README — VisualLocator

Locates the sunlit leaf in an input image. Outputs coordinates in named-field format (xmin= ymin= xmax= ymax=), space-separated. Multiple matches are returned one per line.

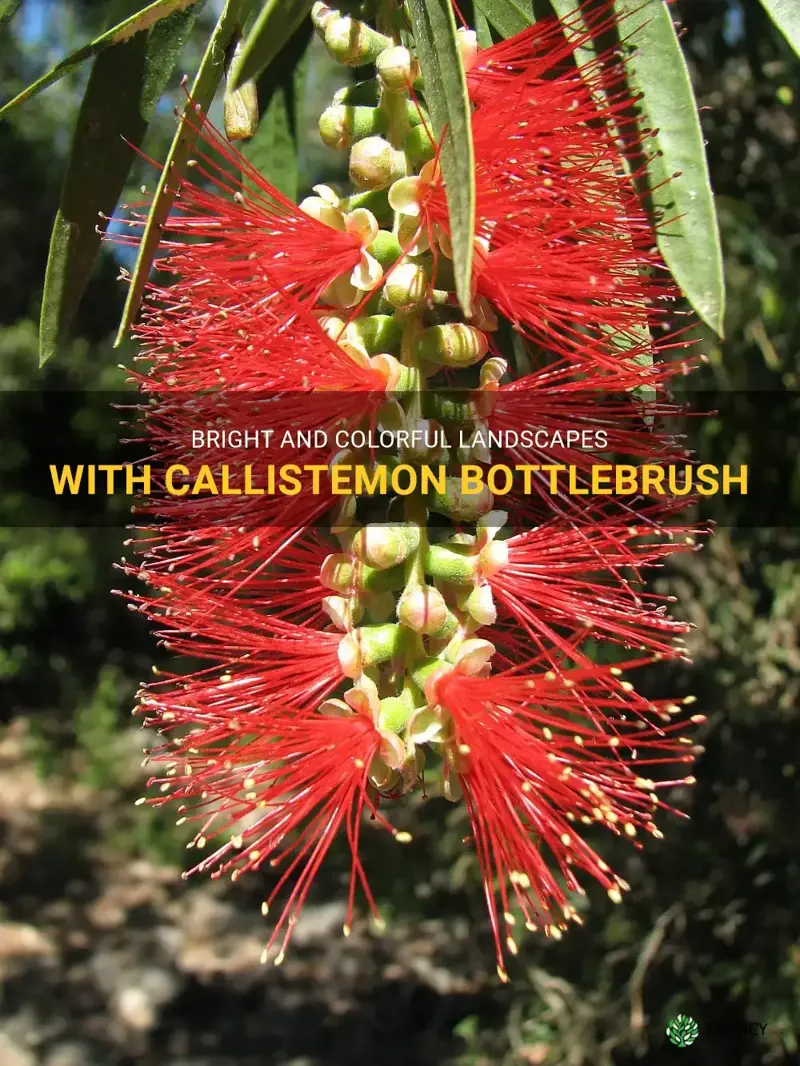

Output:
xmin=0 ymin=0 xmax=203 ymax=118
xmin=0 ymin=0 xmax=22 ymax=30
xmin=407 ymin=0 xmax=475 ymax=315
xmin=39 ymin=5 xmax=199 ymax=365
xmin=615 ymin=0 xmax=725 ymax=337
xmin=229 ymin=0 xmax=314 ymax=91
xmin=760 ymin=0 xmax=800 ymax=58
xmin=114 ymin=0 xmax=247 ymax=347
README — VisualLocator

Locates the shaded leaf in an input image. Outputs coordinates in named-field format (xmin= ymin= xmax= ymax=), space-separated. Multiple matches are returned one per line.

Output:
xmin=473 ymin=6 xmax=494 ymax=48
xmin=39 ymin=4 xmax=200 ymax=366
xmin=614 ymin=0 xmax=725 ymax=337
xmin=114 ymin=0 xmax=247 ymax=347
xmin=243 ymin=87 xmax=296 ymax=200
xmin=229 ymin=0 xmax=314 ymax=91
xmin=760 ymin=0 xmax=800 ymax=58
xmin=407 ymin=0 xmax=475 ymax=315
xmin=473 ymin=0 xmax=533 ymax=38
xmin=0 ymin=0 xmax=203 ymax=117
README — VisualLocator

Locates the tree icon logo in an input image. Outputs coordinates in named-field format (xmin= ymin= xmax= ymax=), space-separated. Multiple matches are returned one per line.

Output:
xmin=666 ymin=1014 xmax=699 ymax=1047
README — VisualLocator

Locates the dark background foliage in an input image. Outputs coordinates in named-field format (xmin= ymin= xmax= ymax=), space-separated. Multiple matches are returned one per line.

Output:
xmin=0 ymin=2 xmax=798 ymax=1065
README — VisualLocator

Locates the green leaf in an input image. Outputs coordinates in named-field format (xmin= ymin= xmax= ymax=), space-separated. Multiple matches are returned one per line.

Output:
xmin=473 ymin=6 xmax=494 ymax=48
xmin=760 ymin=0 xmax=800 ymax=57
xmin=114 ymin=0 xmax=247 ymax=347
xmin=0 ymin=0 xmax=203 ymax=118
xmin=229 ymin=0 xmax=314 ymax=91
xmin=614 ymin=0 xmax=725 ymax=337
xmin=0 ymin=0 xmax=22 ymax=30
xmin=39 ymin=4 xmax=200 ymax=366
xmin=407 ymin=0 xmax=475 ymax=315
xmin=473 ymin=0 xmax=533 ymax=38
xmin=243 ymin=86 xmax=297 ymax=200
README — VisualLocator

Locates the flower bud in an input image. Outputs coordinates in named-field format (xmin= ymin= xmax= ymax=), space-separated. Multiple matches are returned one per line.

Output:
xmin=338 ymin=623 xmax=403 ymax=677
xmin=318 ymin=104 xmax=387 ymax=151
xmin=428 ymin=477 xmax=494 ymax=522
xmin=384 ymin=261 xmax=428 ymax=311
xmin=352 ymin=523 xmax=420 ymax=569
xmin=414 ymin=323 xmax=489 ymax=368
xmin=320 ymin=552 xmax=355 ymax=591
xmin=376 ymin=45 xmax=420 ymax=92
xmin=368 ymin=230 xmax=403 ymax=269
xmin=425 ymin=543 xmax=477 ymax=584
xmin=349 ymin=136 xmax=406 ymax=190
xmin=397 ymin=584 xmax=451 ymax=635
xmin=325 ymin=16 xmax=393 ymax=67
xmin=479 ymin=357 xmax=507 ymax=386
xmin=343 ymin=314 xmax=402 ymax=354
xmin=378 ymin=694 xmax=413 ymax=733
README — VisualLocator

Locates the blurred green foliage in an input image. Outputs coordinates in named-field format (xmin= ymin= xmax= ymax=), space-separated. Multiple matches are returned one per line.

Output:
xmin=0 ymin=2 xmax=798 ymax=1065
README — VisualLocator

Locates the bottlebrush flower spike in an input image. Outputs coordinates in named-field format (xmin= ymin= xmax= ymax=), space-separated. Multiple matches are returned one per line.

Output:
xmin=124 ymin=0 xmax=707 ymax=976
xmin=140 ymin=696 xmax=407 ymax=963
xmin=426 ymin=657 xmax=702 ymax=980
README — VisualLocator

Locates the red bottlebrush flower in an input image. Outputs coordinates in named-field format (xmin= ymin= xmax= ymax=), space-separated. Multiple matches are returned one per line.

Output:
xmin=485 ymin=515 xmax=696 ymax=664
xmin=117 ymin=115 xmax=371 ymax=332
xmin=142 ymin=697 xmax=407 ymax=963
xmin=421 ymin=653 xmax=702 ymax=979
xmin=404 ymin=6 xmax=676 ymax=374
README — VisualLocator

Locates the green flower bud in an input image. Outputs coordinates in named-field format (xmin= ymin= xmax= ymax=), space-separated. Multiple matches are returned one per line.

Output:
xmin=376 ymin=45 xmax=420 ymax=92
xmin=338 ymin=623 xmax=403 ymax=677
xmin=318 ymin=104 xmax=387 ymax=150
xmin=422 ymin=389 xmax=476 ymax=426
xmin=384 ymin=261 xmax=428 ymax=311
xmin=341 ymin=187 xmax=392 ymax=224
xmin=414 ymin=323 xmax=489 ymax=368
xmin=321 ymin=553 xmax=355 ymax=591
xmin=325 ymin=16 xmax=392 ymax=67
xmin=368 ymin=230 xmax=403 ymax=269
xmin=352 ymin=523 xmax=420 ymax=568
xmin=378 ymin=694 xmax=414 ymax=733
xmin=404 ymin=124 xmax=436 ymax=166
xmin=343 ymin=314 xmax=403 ymax=354
xmin=424 ymin=543 xmax=477 ymax=584
xmin=349 ymin=136 xmax=406 ymax=190
xmin=428 ymin=476 xmax=494 ymax=522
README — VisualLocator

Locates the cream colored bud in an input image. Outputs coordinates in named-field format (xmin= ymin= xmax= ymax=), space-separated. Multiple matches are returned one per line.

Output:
xmin=397 ymin=585 xmax=450 ymax=635
xmin=384 ymin=261 xmax=428 ymax=311
xmin=349 ymin=136 xmax=406 ymax=190
xmin=376 ymin=45 xmax=420 ymax=92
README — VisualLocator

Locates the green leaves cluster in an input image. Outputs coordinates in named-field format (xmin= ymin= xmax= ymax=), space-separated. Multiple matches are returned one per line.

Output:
xmin=1 ymin=0 xmax=798 ymax=363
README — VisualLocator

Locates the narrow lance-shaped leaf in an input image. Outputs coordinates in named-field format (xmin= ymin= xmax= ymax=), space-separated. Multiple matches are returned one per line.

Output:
xmin=229 ymin=0 xmax=314 ymax=91
xmin=407 ymin=0 xmax=475 ymax=316
xmin=759 ymin=0 xmax=800 ymax=58
xmin=39 ymin=4 xmax=200 ymax=366
xmin=473 ymin=0 xmax=533 ymax=38
xmin=0 ymin=0 xmax=22 ymax=30
xmin=0 ymin=0 xmax=202 ymax=118
xmin=114 ymin=0 xmax=247 ymax=347
xmin=614 ymin=0 xmax=725 ymax=337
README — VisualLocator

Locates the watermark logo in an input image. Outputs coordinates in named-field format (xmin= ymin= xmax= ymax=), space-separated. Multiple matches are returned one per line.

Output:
xmin=666 ymin=1014 xmax=700 ymax=1048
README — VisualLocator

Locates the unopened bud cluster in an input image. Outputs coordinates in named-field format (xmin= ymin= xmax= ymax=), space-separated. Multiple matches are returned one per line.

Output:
xmin=303 ymin=2 xmax=506 ymax=799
